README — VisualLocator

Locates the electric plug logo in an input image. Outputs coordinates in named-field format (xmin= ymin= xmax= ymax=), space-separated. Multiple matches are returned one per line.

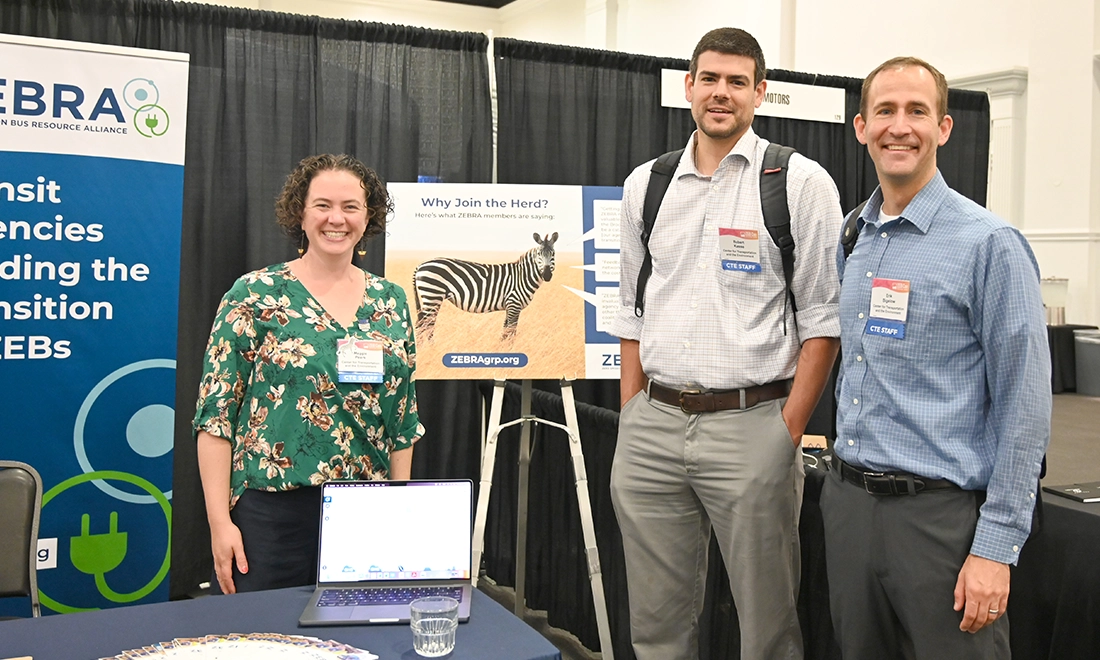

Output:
xmin=70 ymin=511 xmax=128 ymax=576
xmin=123 ymin=78 xmax=170 ymax=138
xmin=133 ymin=104 xmax=169 ymax=138
xmin=39 ymin=470 xmax=172 ymax=613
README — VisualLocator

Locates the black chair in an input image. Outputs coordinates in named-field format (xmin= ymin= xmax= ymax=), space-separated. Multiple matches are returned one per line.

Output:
xmin=0 ymin=460 xmax=43 ymax=617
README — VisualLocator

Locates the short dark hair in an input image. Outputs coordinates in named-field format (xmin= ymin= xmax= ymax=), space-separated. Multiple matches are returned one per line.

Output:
xmin=274 ymin=153 xmax=392 ymax=250
xmin=689 ymin=28 xmax=766 ymax=86
xmin=860 ymin=56 xmax=949 ymax=120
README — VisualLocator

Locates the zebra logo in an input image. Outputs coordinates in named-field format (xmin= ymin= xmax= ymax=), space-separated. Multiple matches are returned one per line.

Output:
xmin=413 ymin=232 xmax=558 ymax=343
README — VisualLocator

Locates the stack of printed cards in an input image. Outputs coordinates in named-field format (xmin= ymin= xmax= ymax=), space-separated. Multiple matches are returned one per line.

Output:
xmin=98 ymin=633 xmax=378 ymax=659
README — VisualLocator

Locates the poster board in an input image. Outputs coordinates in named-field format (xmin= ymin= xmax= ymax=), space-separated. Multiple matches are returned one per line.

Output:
xmin=386 ymin=183 xmax=623 ymax=380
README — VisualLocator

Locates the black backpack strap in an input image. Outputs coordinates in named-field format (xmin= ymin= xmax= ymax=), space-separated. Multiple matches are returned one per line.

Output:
xmin=760 ymin=143 xmax=797 ymax=329
xmin=840 ymin=201 xmax=868 ymax=259
xmin=634 ymin=148 xmax=685 ymax=317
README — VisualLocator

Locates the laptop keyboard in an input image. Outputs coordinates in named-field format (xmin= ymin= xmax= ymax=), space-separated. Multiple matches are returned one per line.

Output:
xmin=318 ymin=585 xmax=464 ymax=607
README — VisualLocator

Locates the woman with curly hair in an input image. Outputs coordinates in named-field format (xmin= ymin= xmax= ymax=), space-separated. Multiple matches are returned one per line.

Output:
xmin=193 ymin=154 xmax=422 ymax=594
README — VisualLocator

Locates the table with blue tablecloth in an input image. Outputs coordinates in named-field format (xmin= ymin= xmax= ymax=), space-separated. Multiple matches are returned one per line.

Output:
xmin=1048 ymin=324 xmax=1099 ymax=392
xmin=0 ymin=585 xmax=561 ymax=660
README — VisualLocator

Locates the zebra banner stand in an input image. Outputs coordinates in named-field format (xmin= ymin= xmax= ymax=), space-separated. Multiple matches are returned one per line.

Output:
xmin=471 ymin=378 xmax=615 ymax=660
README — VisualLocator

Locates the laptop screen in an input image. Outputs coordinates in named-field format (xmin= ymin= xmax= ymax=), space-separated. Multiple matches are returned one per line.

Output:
xmin=317 ymin=480 xmax=473 ymax=585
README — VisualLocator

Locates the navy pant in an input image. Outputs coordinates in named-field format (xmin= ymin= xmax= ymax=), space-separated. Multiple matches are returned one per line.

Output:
xmin=210 ymin=486 xmax=322 ymax=594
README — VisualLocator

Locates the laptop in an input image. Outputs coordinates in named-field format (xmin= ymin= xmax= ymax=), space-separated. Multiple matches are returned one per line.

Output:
xmin=298 ymin=479 xmax=474 ymax=626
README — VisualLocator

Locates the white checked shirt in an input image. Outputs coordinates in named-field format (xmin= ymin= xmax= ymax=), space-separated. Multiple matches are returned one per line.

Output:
xmin=610 ymin=129 xmax=842 ymax=390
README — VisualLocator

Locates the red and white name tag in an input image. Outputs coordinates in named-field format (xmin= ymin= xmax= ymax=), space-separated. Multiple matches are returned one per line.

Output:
xmin=865 ymin=278 xmax=910 ymax=340
xmin=870 ymin=278 xmax=910 ymax=322
xmin=719 ymin=228 xmax=761 ymax=272
xmin=336 ymin=337 xmax=384 ymax=383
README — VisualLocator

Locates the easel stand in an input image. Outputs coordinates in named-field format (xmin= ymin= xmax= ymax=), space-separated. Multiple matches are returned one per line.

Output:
xmin=471 ymin=378 xmax=614 ymax=660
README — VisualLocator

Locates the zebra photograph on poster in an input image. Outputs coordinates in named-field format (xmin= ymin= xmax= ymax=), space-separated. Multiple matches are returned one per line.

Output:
xmin=385 ymin=183 xmax=586 ymax=380
xmin=413 ymin=232 xmax=559 ymax=343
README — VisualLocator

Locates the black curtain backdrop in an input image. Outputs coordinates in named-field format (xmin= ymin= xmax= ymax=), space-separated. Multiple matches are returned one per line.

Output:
xmin=0 ymin=0 xmax=494 ymax=600
xmin=492 ymin=38 xmax=991 ymax=659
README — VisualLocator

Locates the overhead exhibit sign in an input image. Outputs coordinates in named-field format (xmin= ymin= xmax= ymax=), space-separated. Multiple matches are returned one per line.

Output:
xmin=0 ymin=33 xmax=188 ymax=614
xmin=661 ymin=68 xmax=846 ymax=124
xmin=386 ymin=183 xmax=623 ymax=380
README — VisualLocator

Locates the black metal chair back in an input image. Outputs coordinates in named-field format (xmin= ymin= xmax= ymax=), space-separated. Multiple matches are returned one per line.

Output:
xmin=0 ymin=460 xmax=43 ymax=617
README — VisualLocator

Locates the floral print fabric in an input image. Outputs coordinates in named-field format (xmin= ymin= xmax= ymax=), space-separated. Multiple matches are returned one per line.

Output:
xmin=193 ymin=263 xmax=423 ymax=506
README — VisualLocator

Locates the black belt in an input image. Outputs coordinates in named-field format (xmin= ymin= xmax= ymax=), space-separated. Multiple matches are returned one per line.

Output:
xmin=835 ymin=457 xmax=960 ymax=496
xmin=648 ymin=379 xmax=792 ymax=413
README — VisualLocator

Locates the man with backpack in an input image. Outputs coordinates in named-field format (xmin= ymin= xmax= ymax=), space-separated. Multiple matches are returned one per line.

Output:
xmin=822 ymin=56 xmax=1051 ymax=659
xmin=608 ymin=27 xmax=842 ymax=659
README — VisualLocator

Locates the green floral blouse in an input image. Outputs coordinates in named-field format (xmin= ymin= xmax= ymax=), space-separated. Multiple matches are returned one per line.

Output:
xmin=193 ymin=263 xmax=424 ymax=506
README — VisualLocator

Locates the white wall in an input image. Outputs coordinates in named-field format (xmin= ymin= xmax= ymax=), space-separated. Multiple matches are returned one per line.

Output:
xmin=188 ymin=0 xmax=1100 ymax=324
xmin=613 ymin=0 xmax=781 ymax=62
xmin=1022 ymin=0 xmax=1100 ymax=325
xmin=198 ymin=0 xmax=498 ymax=33
xmin=794 ymin=1 xmax=1030 ymax=79
xmin=497 ymin=0 xmax=586 ymax=48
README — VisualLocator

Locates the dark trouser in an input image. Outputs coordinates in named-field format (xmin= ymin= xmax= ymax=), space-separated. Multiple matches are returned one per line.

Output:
xmin=820 ymin=465 xmax=1010 ymax=659
xmin=210 ymin=486 xmax=322 ymax=594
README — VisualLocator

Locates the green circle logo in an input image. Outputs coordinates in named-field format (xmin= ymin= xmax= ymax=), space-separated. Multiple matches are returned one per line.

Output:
xmin=39 ymin=470 xmax=172 ymax=613
xmin=133 ymin=104 xmax=170 ymax=138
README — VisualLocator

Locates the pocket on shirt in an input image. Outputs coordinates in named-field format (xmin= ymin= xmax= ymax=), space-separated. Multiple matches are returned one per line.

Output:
xmin=714 ymin=268 xmax=751 ymax=312
xmin=716 ymin=264 xmax=784 ymax=312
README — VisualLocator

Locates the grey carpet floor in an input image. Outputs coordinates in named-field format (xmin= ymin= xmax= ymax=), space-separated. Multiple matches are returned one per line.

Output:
xmin=1042 ymin=392 xmax=1100 ymax=486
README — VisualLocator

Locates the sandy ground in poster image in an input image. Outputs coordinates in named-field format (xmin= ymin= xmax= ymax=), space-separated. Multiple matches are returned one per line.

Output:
xmin=388 ymin=252 xmax=586 ymax=380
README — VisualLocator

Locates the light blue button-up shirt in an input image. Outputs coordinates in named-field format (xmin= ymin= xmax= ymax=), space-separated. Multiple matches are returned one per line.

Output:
xmin=835 ymin=171 xmax=1051 ymax=565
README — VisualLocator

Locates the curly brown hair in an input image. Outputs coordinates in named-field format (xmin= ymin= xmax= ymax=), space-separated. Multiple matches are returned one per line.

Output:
xmin=274 ymin=154 xmax=393 ymax=252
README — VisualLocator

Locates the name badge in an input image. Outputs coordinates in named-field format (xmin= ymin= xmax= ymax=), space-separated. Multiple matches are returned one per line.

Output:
xmin=718 ymin=228 xmax=761 ymax=272
xmin=336 ymin=337 xmax=384 ymax=383
xmin=865 ymin=278 xmax=910 ymax=339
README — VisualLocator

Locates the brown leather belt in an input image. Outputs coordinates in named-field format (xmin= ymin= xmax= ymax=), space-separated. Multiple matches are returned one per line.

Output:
xmin=648 ymin=379 xmax=793 ymax=413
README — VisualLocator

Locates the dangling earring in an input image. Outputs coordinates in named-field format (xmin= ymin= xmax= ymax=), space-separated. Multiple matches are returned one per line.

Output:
xmin=298 ymin=234 xmax=306 ymax=256
xmin=356 ymin=235 xmax=367 ymax=258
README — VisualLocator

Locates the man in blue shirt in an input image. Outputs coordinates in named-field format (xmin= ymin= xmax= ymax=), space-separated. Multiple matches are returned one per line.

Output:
xmin=822 ymin=56 xmax=1051 ymax=659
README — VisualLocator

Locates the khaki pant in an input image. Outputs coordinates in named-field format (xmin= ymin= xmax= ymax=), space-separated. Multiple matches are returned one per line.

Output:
xmin=611 ymin=389 xmax=804 ymax=660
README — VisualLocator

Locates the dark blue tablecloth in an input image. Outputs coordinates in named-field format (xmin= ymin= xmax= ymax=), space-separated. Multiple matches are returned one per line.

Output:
xmin=0 ymin=586 xmax=561 ymax=660
xmin=1048 ymin=324 xmax=1098 ymax=392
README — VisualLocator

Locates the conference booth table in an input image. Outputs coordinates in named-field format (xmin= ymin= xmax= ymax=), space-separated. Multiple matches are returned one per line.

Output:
xmin=1048 ymin=324 xmax=1099 ymax=392
xmin=0 ymin=586 xmax=561 ymax=660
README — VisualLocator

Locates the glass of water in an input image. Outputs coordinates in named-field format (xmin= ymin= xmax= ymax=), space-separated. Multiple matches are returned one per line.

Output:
xmin=410 ymin=596 xmax=459 ymax=657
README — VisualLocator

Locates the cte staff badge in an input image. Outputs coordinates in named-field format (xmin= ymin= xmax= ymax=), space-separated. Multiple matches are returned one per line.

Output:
xmin=336 ymin=337 xmax=385 ymax=383
xmin=718 ymin=228 xmax=762 ymax=272
xmin=865 ymin=278 xmax=910 ymax=339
